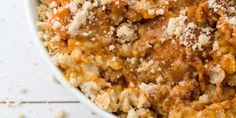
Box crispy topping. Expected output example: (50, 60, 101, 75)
(38, 0, 236, 117)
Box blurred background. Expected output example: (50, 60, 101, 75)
(0, 0, 97, 117)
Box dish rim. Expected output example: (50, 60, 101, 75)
(24, 1, 117, 117)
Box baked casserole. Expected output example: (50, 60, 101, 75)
(37, 0, 236, 117)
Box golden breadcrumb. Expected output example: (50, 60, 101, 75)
(37, 0, 236, 117)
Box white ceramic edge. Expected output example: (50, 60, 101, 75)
(24, 1, 116, 118)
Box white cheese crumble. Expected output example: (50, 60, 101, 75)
(116, 23, 136, 43)
(126, 57, 137, 64)
(109, 45, 115, 51)
(69, 78, 80, 87)
(68, 1, 93, 36)
(228, 17, 236, 25)
(166, 15, 188, 38)
(156, 76, 164, 85)
(212, 40, 219, 52)
(100, 0, 113, 5)
(51, 20, 62, 30)
(156, 9, 164, 15)
(148, 9, 155, 15)
(139, 82, 159, 94)
(49, 1, 57, 8)
(192, 27, 213, 51)
(137, 60, 154, 72)
(199, 94, 209, 103)
(208, 64, 225, 84)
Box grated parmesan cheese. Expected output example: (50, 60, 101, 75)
(208, 64, 225, 84)
(148, 9, 155, 15)
(166, 15, 188, 37)
(156, 9, 164, 15)
(192, 27, 213, 51)
(199, 94, 209, 103)
(100, 0, 113, 5)
(109, 45, 115, 51)
(49, 1, 57, 8)
(68, 1, 93, 36)
(228, 17, 236, 25)
(212, 40, 219, 52)
(116, 23, 136, 43)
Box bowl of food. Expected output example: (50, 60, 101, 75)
(25, 0, 236, 117)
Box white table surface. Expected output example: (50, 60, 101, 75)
(0, 0, 99, 117)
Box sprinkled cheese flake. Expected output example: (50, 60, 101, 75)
(166, 15, 188, 37)
(51, 21, 62, 30)
(116, 23, 136, 43)
(37, 0, 236, 117)
(208, 0, 220, 12)
(49, 1, 57, 8)
(198, 34, 210, 45)
(68, 1, 93, 36)
(100, 0, 113, 5)
(199, 94, 209, 103)
(156, 9, 164, 15)
(208, 64, 225, 84)
(91, 37, 96, 41)
(208, 0, 216, 8)
(109, 45, 115, 51)
(192, 27, 213, 51)
(115, 1, 120, 5)
(139, 82, 159, 93)
(156, 76, 164, 84)
(148, 9, 155, 15)
(127, 57, 137, 64)
(101, 6, 106, 10)
(228, 17, 236, 25)
(212, 40, 219, 52)
(69, 1, 79, 14)
(82, 32, 89, 36)
(137, 60, 154, 72)
(208, 0, 226, 12)
(69, 78, 80, 87)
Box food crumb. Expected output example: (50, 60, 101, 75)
(18, 112, 25, 118)
(11, 100, 23, 107)
(54, 109, 66, 118)
(17, 87, 28, 94)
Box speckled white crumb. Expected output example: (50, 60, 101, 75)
(18, 112, 25, 118)
(17, 87, 28, 94)
(54, 109, 67, 118)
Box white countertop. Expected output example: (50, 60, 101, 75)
(0, 0, 98, 117)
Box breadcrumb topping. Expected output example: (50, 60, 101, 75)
(38, 0, 236, 117)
